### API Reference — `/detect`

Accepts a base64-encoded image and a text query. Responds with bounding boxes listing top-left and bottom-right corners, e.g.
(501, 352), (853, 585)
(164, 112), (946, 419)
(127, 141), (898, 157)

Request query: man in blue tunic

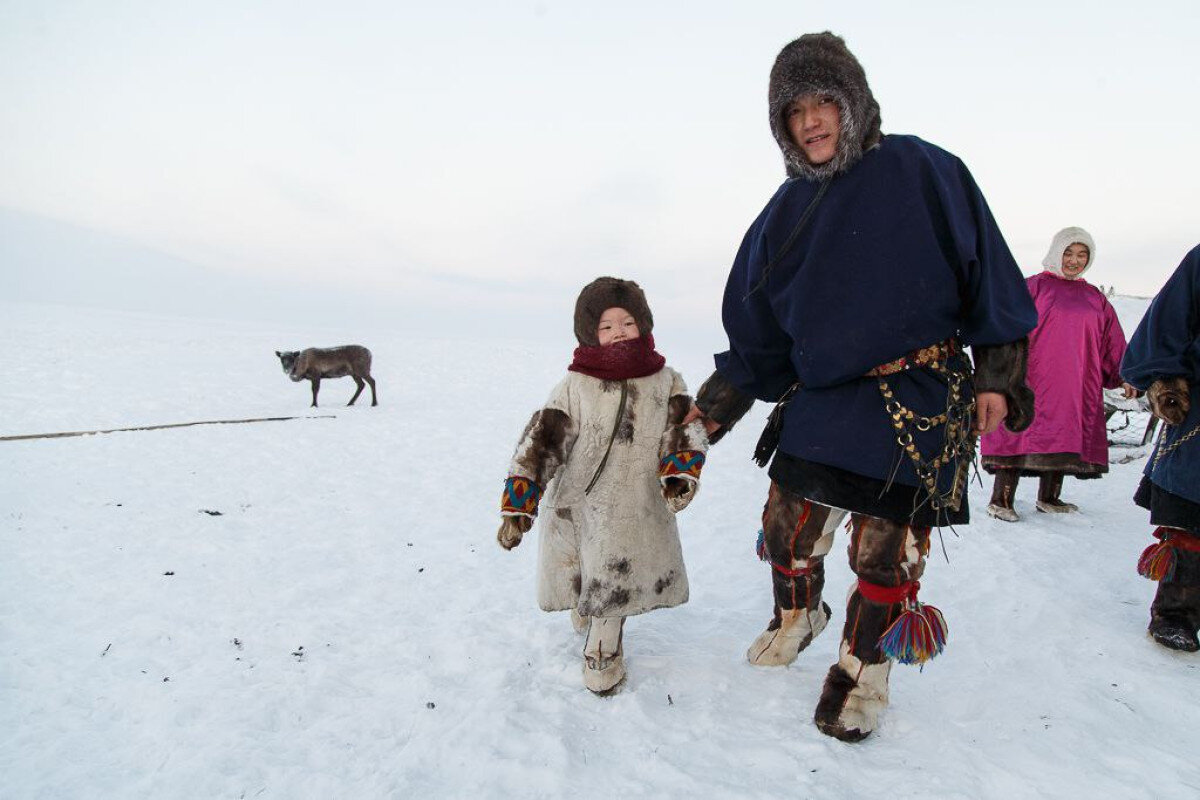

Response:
(688, 33), (1038, 741)
(1122, 245), (1200, 652)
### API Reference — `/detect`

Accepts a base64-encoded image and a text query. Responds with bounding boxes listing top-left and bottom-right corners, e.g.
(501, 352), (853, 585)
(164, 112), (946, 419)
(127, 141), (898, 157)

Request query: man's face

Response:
(786, 93), (841, 166)
(1061, 243), (1090, 278)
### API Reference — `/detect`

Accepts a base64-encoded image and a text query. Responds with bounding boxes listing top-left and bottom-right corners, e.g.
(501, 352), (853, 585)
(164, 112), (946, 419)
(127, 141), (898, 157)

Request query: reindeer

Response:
(275, 345), (377, 407)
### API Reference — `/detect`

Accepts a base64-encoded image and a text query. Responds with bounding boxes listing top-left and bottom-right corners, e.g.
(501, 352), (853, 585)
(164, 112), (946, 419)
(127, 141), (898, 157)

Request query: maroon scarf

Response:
(568, 334), (666, 380)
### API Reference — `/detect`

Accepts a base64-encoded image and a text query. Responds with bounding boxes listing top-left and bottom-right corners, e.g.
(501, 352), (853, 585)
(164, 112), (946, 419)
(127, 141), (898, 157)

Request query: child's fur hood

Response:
(574, 277), (655, 346)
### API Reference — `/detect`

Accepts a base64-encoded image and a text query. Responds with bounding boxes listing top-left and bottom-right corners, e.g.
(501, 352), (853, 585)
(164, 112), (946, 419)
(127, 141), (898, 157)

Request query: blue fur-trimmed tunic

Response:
(1122, 245), (1200, 512)
(715, 135), (1037, 517)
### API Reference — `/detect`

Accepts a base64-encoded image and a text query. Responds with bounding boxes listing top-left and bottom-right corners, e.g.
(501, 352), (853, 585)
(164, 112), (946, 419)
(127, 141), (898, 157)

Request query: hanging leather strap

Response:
(585, 380), (628, 495)
(580, 381), (628, 494)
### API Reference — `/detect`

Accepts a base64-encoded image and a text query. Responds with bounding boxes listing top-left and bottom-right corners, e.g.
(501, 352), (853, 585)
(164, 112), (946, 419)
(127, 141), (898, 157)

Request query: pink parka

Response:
(982, 271), (1126, 465)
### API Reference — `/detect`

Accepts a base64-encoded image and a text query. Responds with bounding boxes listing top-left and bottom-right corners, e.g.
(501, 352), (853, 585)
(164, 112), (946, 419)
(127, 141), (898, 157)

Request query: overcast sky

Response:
(2, 1), (1198, 339)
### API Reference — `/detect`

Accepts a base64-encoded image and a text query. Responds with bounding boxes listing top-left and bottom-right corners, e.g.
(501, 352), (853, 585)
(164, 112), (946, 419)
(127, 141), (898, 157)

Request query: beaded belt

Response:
(866, 339), (959, 378)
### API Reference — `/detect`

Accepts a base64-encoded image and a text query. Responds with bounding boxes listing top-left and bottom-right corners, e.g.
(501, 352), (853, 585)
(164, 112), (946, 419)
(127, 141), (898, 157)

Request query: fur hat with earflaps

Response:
(769, 32), (882, 181)
(574, 277), (654, 347)
(1041, 227), (1096, 279)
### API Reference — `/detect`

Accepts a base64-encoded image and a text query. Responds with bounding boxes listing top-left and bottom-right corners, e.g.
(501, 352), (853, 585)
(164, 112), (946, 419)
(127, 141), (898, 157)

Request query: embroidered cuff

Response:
(501, 476), (542, 516)
(659, 450), (705, 483)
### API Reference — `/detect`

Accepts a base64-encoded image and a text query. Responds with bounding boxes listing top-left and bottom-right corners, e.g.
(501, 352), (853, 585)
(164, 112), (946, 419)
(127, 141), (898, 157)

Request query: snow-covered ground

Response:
(2, 298), (1198, 799)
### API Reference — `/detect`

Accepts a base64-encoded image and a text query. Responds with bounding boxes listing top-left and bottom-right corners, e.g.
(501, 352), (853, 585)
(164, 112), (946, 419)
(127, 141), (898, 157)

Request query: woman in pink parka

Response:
(982, 227), (1135, 521)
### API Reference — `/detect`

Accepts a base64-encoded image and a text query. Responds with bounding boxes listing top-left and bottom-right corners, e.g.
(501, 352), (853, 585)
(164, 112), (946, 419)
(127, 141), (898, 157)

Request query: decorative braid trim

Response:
(865, 339), (959, 377)
(501, 476), (542, 516)
(659, 450), (705, 482)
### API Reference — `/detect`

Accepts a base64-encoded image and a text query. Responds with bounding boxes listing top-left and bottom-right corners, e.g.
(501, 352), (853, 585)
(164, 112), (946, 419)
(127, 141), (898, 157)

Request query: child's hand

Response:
(497, 515), (533, 550)
(662, 478), (698, 513)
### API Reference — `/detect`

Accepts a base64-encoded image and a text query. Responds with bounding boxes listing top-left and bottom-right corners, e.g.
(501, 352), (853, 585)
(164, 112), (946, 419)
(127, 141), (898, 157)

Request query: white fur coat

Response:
(508, 367), (708, 618)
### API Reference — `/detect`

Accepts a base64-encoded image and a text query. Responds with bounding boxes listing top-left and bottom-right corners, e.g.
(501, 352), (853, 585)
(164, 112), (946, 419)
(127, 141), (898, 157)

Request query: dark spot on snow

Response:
(426, 702), (436, 709)
(162, 677), (170, 682)
(654, 572), (675, 594)
(232, 638), (243, 650)
(555, 507), (573, 521)
(199, 509), (223, 516)
(163, 571), (175, 576)
(418, 567), (425, 573)
(607, 558), (631, 575)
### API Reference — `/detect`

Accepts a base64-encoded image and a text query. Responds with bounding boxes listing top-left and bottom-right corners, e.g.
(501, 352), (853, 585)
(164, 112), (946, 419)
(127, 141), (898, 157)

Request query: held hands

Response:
(662, 477), (698, 513)
(1148, 377), (1191, 426)
(682, 404), (722, 437)
(496, 515), (533, 550)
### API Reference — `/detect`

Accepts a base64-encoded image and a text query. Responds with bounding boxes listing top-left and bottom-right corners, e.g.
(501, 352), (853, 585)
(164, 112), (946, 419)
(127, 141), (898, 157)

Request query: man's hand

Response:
(683, 404), (722, 436)
(1148, 377), (1191, 426)
(1121, 382), (1141, 400)
(497, 515), (533, 550)
(974, 391), (1009, 435)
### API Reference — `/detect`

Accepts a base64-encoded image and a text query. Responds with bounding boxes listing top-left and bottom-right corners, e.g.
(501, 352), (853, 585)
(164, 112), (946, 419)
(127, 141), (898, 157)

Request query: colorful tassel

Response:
(1138, 540), (1176, 581)
(756, 528), (766, 561)
(877, 600), (949, 665)
(858, 579), (948, 665)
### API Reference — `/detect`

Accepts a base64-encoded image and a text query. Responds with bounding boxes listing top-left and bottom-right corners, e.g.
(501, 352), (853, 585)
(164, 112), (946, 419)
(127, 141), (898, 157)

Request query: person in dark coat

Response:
(1121, 244), (1200, 652)
(686, 32), (1038, 741)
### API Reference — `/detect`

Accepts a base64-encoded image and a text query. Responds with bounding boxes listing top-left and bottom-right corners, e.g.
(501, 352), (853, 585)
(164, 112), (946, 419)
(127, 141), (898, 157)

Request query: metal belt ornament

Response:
(871, 339), (976, 513)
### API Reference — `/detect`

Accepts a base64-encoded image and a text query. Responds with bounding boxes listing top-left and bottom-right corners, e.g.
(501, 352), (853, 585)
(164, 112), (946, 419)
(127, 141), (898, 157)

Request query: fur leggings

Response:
(759, 481), (931, 665)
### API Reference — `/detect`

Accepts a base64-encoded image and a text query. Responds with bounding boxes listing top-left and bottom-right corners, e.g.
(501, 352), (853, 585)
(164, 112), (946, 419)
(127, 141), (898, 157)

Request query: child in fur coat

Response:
(497, 277), (708, 693)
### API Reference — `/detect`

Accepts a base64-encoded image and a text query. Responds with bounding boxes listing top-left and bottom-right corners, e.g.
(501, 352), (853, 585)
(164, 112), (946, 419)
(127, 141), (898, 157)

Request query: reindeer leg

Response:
(310, 377), (320, 407)
(348, 376), (364, 406)
(366, 376), (378, 406)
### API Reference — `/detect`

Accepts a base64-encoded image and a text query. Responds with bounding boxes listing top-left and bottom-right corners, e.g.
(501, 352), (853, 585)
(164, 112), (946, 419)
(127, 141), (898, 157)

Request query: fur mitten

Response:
(662, 477), (698, 513)
(497, 515), (533, 550)
(695, 370), (755, 444)
(1148, 377), (1191, 426)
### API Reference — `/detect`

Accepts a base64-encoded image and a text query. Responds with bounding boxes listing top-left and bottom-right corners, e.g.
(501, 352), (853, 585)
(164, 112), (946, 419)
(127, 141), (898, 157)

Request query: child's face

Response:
(597, 307), (640, 346)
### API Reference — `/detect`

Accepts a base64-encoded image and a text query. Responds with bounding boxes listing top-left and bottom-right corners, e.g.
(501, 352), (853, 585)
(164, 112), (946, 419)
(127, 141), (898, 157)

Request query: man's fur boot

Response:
(746, 602), (832, 666)
(583, 616), (626, 694)
(1148, 546), (1200, 652)
(813, 641), (892, 742)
